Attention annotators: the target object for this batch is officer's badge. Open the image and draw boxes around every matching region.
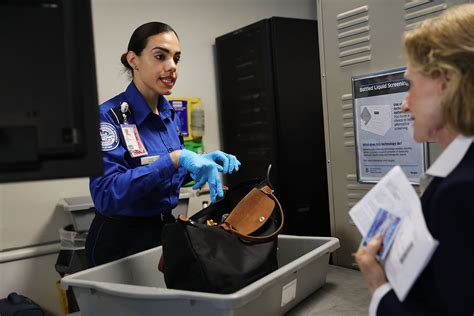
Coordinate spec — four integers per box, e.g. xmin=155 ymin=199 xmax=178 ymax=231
xmin=100 ymin=122 xmax=119 ymax=151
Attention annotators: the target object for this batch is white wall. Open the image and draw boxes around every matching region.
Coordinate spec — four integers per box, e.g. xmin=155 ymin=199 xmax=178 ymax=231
xmin=0 ymin=179 xmax=89 ymax=250
xmin=0 ymin=179 xmax=88 ymax=315
xmin=0 ymin=0 xmax=316 ymax=314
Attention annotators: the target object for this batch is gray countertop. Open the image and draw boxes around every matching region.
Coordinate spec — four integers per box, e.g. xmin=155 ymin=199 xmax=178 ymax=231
xmin=286 ymin=264 xmax=371 ymax=316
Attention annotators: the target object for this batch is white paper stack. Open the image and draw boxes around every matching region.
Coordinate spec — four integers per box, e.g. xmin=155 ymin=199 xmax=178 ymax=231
xmin=349 ymin=165 xmax=438 ymax=301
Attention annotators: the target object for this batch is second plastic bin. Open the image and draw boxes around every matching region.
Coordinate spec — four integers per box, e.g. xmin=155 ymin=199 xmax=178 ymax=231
xmin=60 ymin=196 xmax=95 ymax=232
xmin=56 ymin=224 xmax=90 ymax=314
xmin=62 ymin=235 xmax=339 ymax=316
xmin=58 ymin=225 xmax=88 ymax=250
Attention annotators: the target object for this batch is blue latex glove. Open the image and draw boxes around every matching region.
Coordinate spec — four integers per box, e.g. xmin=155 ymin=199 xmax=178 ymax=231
xmin=179 ymin=149 xmax=224 ymax=203
xmin=202 ymin=150 xmax=241 ymax=174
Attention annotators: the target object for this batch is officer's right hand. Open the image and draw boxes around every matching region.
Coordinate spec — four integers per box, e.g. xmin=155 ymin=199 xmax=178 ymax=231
xmin=178 ymin=149 xmax=224 ymax=203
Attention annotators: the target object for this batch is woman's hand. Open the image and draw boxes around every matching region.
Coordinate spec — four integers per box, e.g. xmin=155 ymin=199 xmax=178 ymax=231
xmin=355 ymin=234 xmax=388 ymax=294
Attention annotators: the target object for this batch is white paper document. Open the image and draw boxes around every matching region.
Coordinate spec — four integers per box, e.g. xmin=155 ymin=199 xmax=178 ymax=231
xmin=349 ymin=166 xmax=439 ymax=301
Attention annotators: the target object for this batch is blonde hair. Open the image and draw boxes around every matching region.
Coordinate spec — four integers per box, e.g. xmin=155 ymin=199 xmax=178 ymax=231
xmin=403 ymin=4 xmax=474 ymax=136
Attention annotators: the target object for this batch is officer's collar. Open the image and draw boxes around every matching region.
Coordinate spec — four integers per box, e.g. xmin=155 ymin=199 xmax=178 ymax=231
xmin=159 ymin=96 xmax=175 ymax=120
xmin=124 ymin=82 xmax=175 ymax=125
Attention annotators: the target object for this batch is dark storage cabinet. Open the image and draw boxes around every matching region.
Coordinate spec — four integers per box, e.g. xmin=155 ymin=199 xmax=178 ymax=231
xmin=216 ymin=17 xmax=330 ymax=236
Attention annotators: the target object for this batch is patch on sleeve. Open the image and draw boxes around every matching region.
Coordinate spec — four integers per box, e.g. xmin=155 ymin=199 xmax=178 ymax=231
xmin=100 ymin=122 xmax=119 ymax=151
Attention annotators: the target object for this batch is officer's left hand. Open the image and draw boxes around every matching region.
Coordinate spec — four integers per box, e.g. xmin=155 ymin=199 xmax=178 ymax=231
xmin=202 ymin=151 xmax=241 ymax=174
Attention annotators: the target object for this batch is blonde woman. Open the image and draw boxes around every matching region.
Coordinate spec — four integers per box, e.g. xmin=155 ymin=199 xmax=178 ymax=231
xmin=356 ymin=4 xmax=474 ymax=315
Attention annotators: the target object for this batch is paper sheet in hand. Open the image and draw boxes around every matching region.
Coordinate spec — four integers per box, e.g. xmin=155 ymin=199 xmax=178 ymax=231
xmin=349 ymin=166 xmax=438 ymax=301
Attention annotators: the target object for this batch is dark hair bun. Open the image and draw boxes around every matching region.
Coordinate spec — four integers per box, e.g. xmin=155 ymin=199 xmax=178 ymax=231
xmin=120 ymin=53 xmax=132 ymax=70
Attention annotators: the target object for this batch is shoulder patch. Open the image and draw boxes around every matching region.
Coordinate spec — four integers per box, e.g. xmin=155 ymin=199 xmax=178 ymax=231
xmin=100 ymin=122 xmax=119 ymax=151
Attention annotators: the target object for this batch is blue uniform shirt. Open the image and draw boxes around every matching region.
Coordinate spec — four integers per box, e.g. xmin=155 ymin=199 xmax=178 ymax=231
xmin=90 ymin=82 xmax=186 ymax=217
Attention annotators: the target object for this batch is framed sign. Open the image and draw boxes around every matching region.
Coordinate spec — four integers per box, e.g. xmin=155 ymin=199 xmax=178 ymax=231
xmin=352 ymin=67 xmax=425 ymax=184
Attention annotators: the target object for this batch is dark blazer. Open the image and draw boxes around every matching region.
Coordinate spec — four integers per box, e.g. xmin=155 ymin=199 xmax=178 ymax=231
xmin=377 ymin=143 xmax=474 ymax=315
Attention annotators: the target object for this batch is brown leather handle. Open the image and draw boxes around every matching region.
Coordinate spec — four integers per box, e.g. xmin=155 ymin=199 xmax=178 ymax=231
xmin=222 ymin=186 xmax=284 ymax=243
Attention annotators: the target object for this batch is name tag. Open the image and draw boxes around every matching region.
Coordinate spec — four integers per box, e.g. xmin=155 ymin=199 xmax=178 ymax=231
xmin=140 ymin=155 xmax=160 ymax=165
xmin=120 ymin=124 xmax=148 ymax=158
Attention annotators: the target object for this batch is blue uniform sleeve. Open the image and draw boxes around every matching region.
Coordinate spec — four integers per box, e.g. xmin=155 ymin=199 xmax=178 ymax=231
xmin=90 ymin=111 xmax=179 ymax=214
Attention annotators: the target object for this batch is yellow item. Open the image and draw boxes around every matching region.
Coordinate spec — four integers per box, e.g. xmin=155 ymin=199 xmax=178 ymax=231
xmin=190 ymin=101 xmax=205 ymax=138
xmin=56 ymin=279 xmax=69 ymax=315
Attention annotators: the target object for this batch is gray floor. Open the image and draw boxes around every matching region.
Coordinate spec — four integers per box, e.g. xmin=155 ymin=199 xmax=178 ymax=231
xmin=286 ymin=265 xmax=371 ymax=316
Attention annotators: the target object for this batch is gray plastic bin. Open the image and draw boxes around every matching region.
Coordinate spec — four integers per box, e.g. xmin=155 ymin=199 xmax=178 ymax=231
xmin=61 ymin=235 xmax=339 ymax=315
xmin=61 ymin=196 xmax=95 ymax=232
xmin=59 ymin=225 xmax=88 ymax=250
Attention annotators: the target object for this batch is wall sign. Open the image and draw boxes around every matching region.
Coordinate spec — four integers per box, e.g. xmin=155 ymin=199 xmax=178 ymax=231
xmin=352 ymin=67 xmax=425 ymax=184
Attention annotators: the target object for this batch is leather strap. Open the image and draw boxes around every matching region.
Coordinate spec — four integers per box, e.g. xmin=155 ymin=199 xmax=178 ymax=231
xmin=220 ymin=185 xmax=284 ymax=243
xmin=177 ymin=185 xmax=284 ymax=243
xmin=221 ymin=187 xmax=274 ymax=235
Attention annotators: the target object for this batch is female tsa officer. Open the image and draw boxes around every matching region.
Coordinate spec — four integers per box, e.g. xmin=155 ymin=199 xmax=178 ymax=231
xmin=356 ymin=4 xmax=474 ymax=315
xmin=86 ymin=22 xmax=240 ymax=267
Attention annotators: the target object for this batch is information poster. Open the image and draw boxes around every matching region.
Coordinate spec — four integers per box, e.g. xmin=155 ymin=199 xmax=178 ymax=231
xmin=352 ymin=68 xmax=425 ymax=184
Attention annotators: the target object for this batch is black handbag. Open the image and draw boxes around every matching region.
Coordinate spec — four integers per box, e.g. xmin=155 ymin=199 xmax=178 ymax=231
xmin=160 ymin=178 xmax=284 ymax=294
xmin=0 ymin=292 xmax=44 ymax=316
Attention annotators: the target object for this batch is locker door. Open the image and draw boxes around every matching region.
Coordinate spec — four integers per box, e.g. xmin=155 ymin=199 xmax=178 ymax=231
xmin=317 ymin=0 xmax=465 ymax=268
